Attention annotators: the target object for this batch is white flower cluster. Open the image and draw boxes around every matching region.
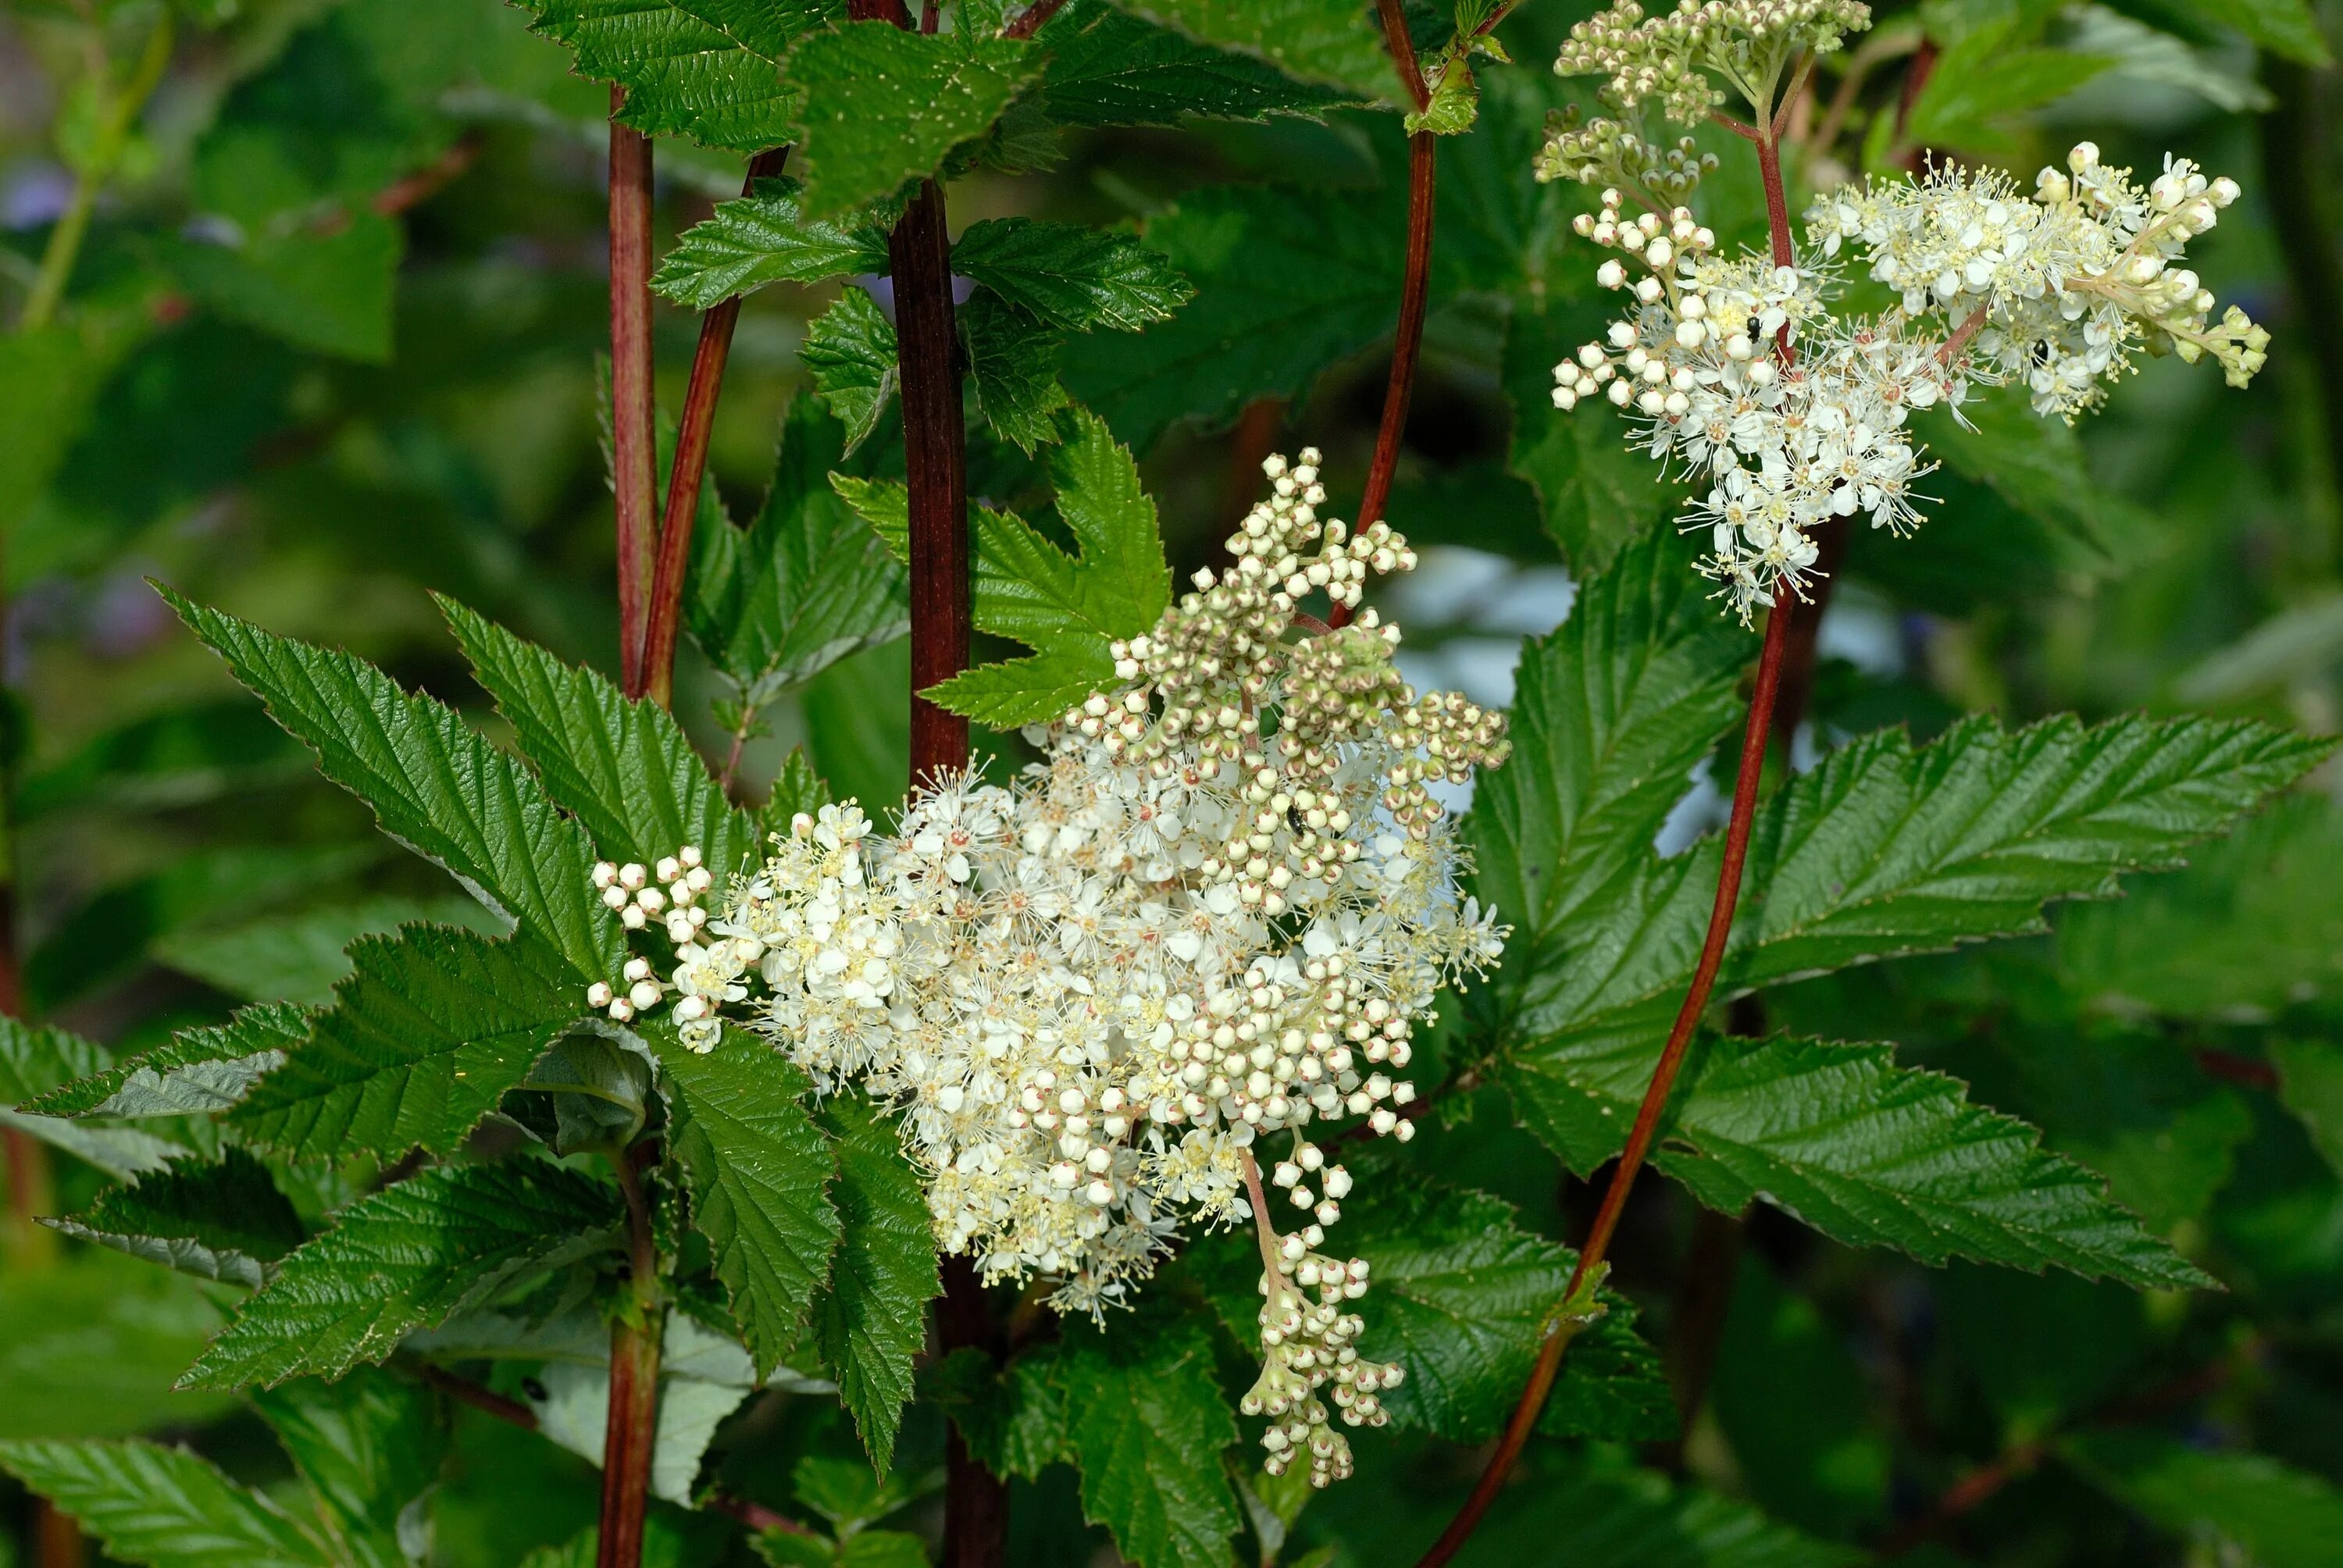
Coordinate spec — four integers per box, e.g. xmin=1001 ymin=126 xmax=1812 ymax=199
xmin=1810 ymin=143 xmax=2268 ymax=419
xmin=592 ymin=453 xmax=1511 ymax=1485
xmin=583 ymin=848 xmax=715 ymax=1021
xmin=1556 ymin=0 xmax=1870 ymax=123
xmin=1550 ymin=193 xmax=1959 ymax=618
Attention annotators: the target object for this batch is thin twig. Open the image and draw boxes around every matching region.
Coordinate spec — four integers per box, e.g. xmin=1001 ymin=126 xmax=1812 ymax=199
xmin=1807 ymin=29 xmax=1920 ymax=162
xmin=706 ymin=1494 xmax=822 ymax=1539
xmin=373 ymin=130 xmax=486 ymax=216
xmin=609 ymin=89 xmax=659 ymax=698
xmin=643 ymin=145 xmax=792 ymax=710
xmin=18 ymin=9 xmax=173 ymax=333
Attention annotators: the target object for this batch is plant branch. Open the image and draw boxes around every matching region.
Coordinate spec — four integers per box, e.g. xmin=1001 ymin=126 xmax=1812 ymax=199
xmin=609 ymin=90 xmax=660 ymax=698
xmin=1342 ymin=0 xmax=1438 ymax=630
xmin=892 ymin=174 xmax=973 ymax=785
xmin=597 ymin=1142 xmax=665 ymax=1568
xmin=642 ymin=145 xmax=791 ymax=710
xmin=373 ymin=130 xmax=485 ymax=217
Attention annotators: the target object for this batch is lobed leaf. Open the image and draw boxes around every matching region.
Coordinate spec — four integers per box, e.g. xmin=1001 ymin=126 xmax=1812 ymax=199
xmin=783 ymin=23 xmax=1039 ymax=216
xmin=49 ymin=1149 xmax=305 ymax=1290
xmin=180 ymin=1160 xmax=621 ymax=1389
xmin=1053 ymin=1306 xmax=1242 ymax=1568
xmin=815 ymin=1097 xmax=940 ymax=1472
xmin=519 ymin=0 xmax=839 ymax=151
xmin=651 ymin=176 xmax=890 ymax=308
xmin=801 ymin=288 xmax=900 ymax=454
xmin=961 ymin=291 xmax=1071 ymax=454
xmin=25 ymin=1002 xmax=312 ymax=1121
xmin=950 ymin=218 xmax=1191 ymax=333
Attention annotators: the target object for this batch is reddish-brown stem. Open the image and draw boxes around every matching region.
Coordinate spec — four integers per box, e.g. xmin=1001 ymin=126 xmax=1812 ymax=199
xmin=373 ymin=130 xmax=484 ymax=217
xmin=1339 ymin=0 xmax=1437 ymax=631
xmin=1936 ymin=303 xmax=1989 ymax=367
xmin=642 ymin=146 xmax=792 ymax=710
xmin=707 ymin=1494 xmax=822 ymax=1539
xmin=596 ymin=1146 xmax=664 ymax=1568
xmin=1416 ymin=585 xmax=1795 ymax=1568
xmin=609 ymin=91 xmax=659 ymax=698
xmin=891 ymin=175 xmax=973 ymax=788
xmin=1000 ymin=0 xmax=1068 ymax=39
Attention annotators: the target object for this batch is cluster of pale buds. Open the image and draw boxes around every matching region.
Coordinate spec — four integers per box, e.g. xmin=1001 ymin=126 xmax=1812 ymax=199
xmin=1555 ymin=0 xmax=1870 ymax=123
xmin=584 ymin=846 xmax=712 ymax=1021
xmin=1268 ymin=1138 xmax=1356 ymax=1229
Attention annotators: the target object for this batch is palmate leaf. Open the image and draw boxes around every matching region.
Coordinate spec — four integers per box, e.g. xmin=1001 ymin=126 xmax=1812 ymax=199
xmin=0 ymin=1439 xmax=334 ymax=1568
xmin=180 ymin=1160 xmax=621 ymax=1390
xmin=164 ymin=591 xmax=623 ymax=983
xmin=228 ymin=925 xmax=587 ymax=1162
xmin=48 ymin=1149 xmax=305 ymax=1289
xmin=520 ymin=0 xmax=841 ymax=151
xmin=1186 ymin=1182 xmax=1674 ymax=1445
xmin=655 ymin=1027 xmax=841 ymax=1378
xmin=783 ymin=23 xmax=1040 ymax=216
xmin=441 ymin=598 xmax=757 ymax=875
xmin=950 ymin=218 xmax=1192 ymax=333
xmin=1061 ymin=181 xmax=1408 ymax=449
xmin=651 ymin=176 xmax=891 ymax=309
xmin=689 ymin=396 xmax=909 ymax=707
xmin=815 ymin=1097 xmax=939 ymax=1471
xmin=1034 ymin=2 xmax=1355 ymax=126
xmin=253 ymin=1369 xmax=446 ymax=1568
xmin=25 ymin=1002 xmax=310 ymax=1120
xmin=1107 ymin=0 xmax=1392 ymax=98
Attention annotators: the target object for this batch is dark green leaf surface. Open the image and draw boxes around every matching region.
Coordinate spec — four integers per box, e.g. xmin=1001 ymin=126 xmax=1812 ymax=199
xmin=1036 ymin=2 xmax=1353 ymax=125
xmin=961 ymin=291 xmax=1071 ymax=454
xmin=181 ymin=1160 xmax=619 ymax=1389
xmin=1054 ymin=1306 xmax=1242 ymax=1568
xmin=2063 ymin=1429 xmax=2343 ymax=1567
xmin=801 ymin=287 xmax=899 ymax=453
xmin=783 ymin=23 xmax=1039 ymax=216
xmin=50 ymin=1149 xmax=305 ymax=1289
xmin=1503 ymin=298 xmax=1685 ymax=573
xmin=520 ymin=0 xmax=839 ymax=150
xmin=254 ymin=1369 xmax=447 ymax=1568
xmin=651 ymin=176 xmax=891 ymax=308
xmin=658 ymin=1028 xmax=842 ymax=1378
xmin=25 ymin=1003 xmax=312 ymax=1121
xmin=1107 ymin=0 xmax=1391 ymax=97
xmin=950 ymin=218 xmax=1191 ymax=333
xmin=0 ymin=1019 xmax=186 ymax=1180
xmin=442 ymin=598 xmax=757 ymax=875
xmin=230 ymin=925 xmax=585 ymax=1161
xmin=0 ymin=1439 xmax=333 ymax=1568
xmin=815 ymin=1098 xmax=939 ymax=1471
xmin=166 ymin=593 xmax=623 ymax=982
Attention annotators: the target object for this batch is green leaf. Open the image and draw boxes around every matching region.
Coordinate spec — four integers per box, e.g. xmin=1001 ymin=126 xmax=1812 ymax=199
xmin=0 ymin=1439 xmax=333 ymax=1567
xmin=253 ymin=1368 xmax=447 ymax=1568
xmin=180 ymin=1160 xmax=620 ymax=1389
xmin=0 ymin=1020 xmax=186 ymax=1181
xmin=962 ymin=292 xmax=1071 ymax=454
xmin=801 ymin=288 xmax=900 ymax=454
xmin=688 ymin=395 xmax=909 ymax=708
xmin=1036 ymin=2 xmax=1355 ymax=126
xmin=758 ymin=747 xmax=836 ymax=840
xmin=165 ymin=592 xmax=623 ymax=983
xmin=951 ymin=219 xmax=1192 ymax=334
xmin=1107 ymin=0 xmax=1392 ymax=98
xmin=921 ymin=1347 xmax=1070 ymax=1484
xmin=24 ymin=1003 xmax=312 ymax=1121
xmin=651 ymin=176 xmax=892 ymax=308
xmin=783 ymin=23 xmax=1040 ymax=216
xmin=2063 ymin=1430 xmax=2343 ymax=1567
xmin=519 ymin=0 xmax=837 ymax=151
xmin=2203 ymin=0 xmax=2332 ymax=62
xmin=0 ymin=312 xmax=150 ymax=540
xmin=1926 ymin=384 xmax=2155 ymax=572
xmin=0 ymin=1253 xmax=234 ymax=1440
xmin=18 ymin=699 xmax=308 ymax=821
xmin=924 ymin=408 xmax=1172 ymax=725
xmin=1708 ymin=1255 xmax=1887 ymax=1537
xmin=2274 ymin=1038 xmax=2343 ymax=1181
xmin=815 ymin=1098 xmax=939 ymax=1470
xmin=165 ymin=213 xmax=405 ymax=363
xmin=155 ymin=896 xmax=507 ymax=1007
xmin=1903 ymin=23 xmax=2113 ymax=153
xmin=1505 ymin=714 xmax=2329 ymax=1071
xmin=1467 ymin=526 xmax=1748 ymax=965
xmin=1453 ymin=1449 xmax=1862 ymax=1566
xmin=1503 ymin=297 xmax=1684 ymax=572
xmin=528 ymin=1347 xmax=753 ymax=1506
xmin=229 ymin=925 xmax=587 ymax=1161
xmin=48 ymin=1149 xmax=305 ymax=1289
xmin=440 ymin=598 xmax=757 ymax=875
xmin=1054 ymin=1305 xmax=1241 ymax=1568
xmin=1061 ymin=182 xmax=1407 ymax=449
xmin=1521 ymin=1032 xmax=2212 ymax=1288
xmin=1404 ymin=55 xmax=1477 ymax=134
xmin=657 ymin=1028 xmax=842 ymax=1378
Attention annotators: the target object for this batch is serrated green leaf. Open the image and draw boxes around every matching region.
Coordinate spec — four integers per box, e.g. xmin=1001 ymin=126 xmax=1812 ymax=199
xmin=920 ymin=1347 xmax=1069 ymax=1483
xmin=164 ymin=592 xmax=623 ymax=983
xmin=689 ymin=395 xmax=909 ymax=707
xmin=951 ymin=219 xmax=1191 ymax=333
xmin=155 ymin=896 xmax=508 ymax=1007
xmin=25 ymin=1002 xmax=312 ymax=1120
xmin=1036 ymin=2 xmax=1354 ymax=126
xmin=657 ymin=1028 xmax=842 ymax=1378
xmin=758 ymin=747 xmax=835 ymax=840
xmin=1467 ymin=526 xmax=1748 ymax=963
xmin=1108 ymin=0 xmax=1393 ymax=98
xmin=2063 ymin=1429 xmax=2343 ymax=1567
xmin=48 ymin=1149 xmax=304 ymax=1289
xmin=1457 ymin=1449 xmax=1863 ymax=1567
xmin=519 ymin=0 xmax=840 ymax=151
xmin=814 ymin=1098 xmax=939 ymax=1470
xmin=925 ymin=408 xmax=1170 ymax=725
xmin=229 ymin=925 xmax=586 ymax=1161
xmin=962 ymin=291 xmax=1071 ymax=454
xmin=1519 ymin=1032 xmax=2212 ymax=1288
xmin=651 ymin=176 xmax=892 ymax=308
xmin=802 ymin=287 xmax=900 ymax=454
xmin=253 ymin=1368 xmax=446 ymax=1568
xmin=783 ymin=23 xmax=1040 ymax=216
xmin=1054 ymin=1304 xmax=1241 ymax=1568
xmin=1505 ymin=714 xmax=2329 ymax=1072
xmin=1061 ymin=183 xmax=1407 ymax=448
xmin=440 ymin=598 xmax=756 ymax=875
xmin=1503 ymin=296 xmax=1684 ymax=572
xmin=0 ymin=1018 xmax=187 ymax=1181
xmin=180 ymin=1160 xmax=621 ymax=1390
xmin=0 ymin=1438 xmax=334 ymax=1568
